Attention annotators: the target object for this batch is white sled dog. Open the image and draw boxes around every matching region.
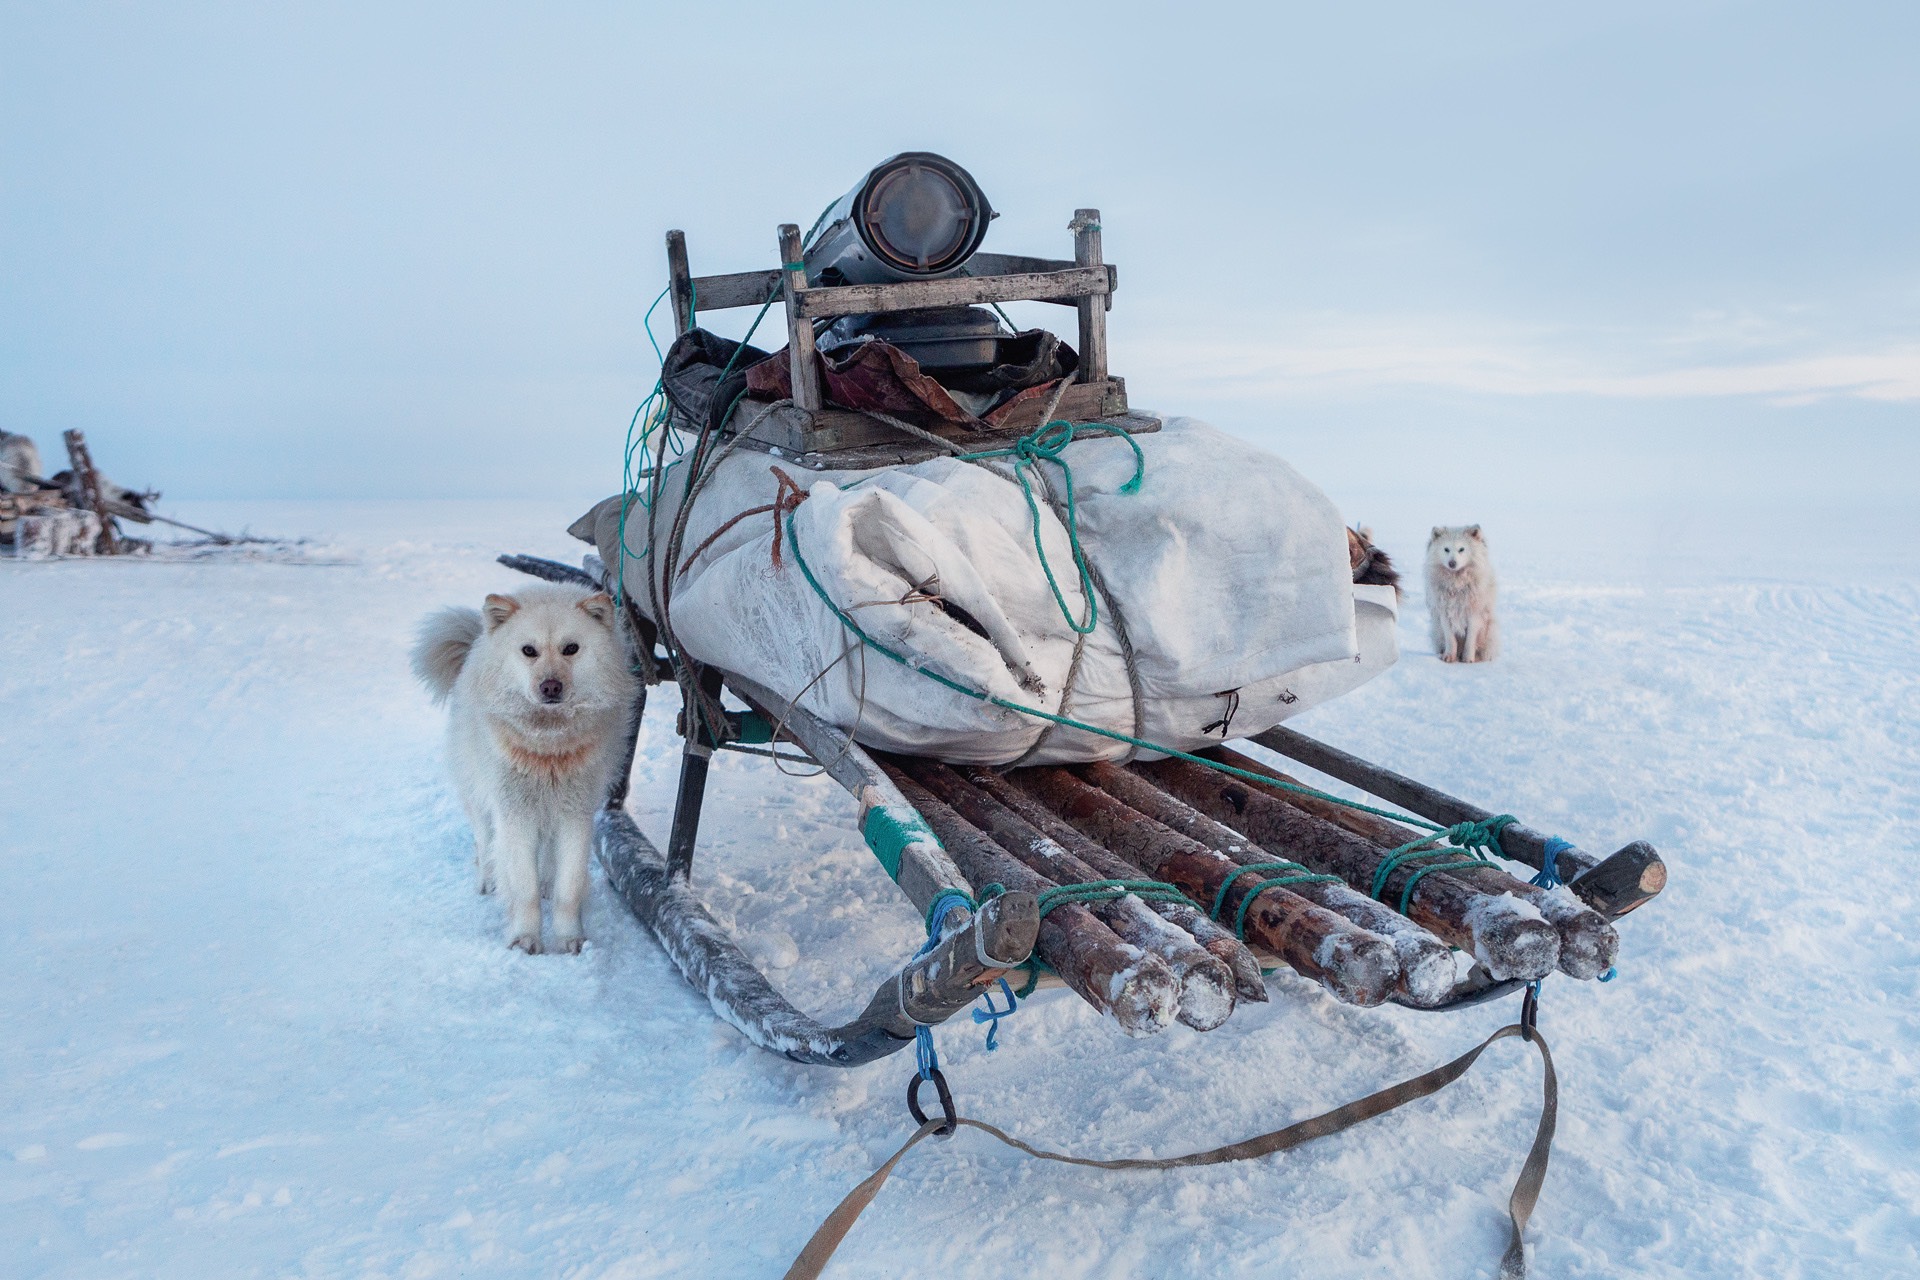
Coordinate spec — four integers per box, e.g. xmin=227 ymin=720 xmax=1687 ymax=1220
xmin=1425 ymin=525 xmax=1499 ymax=663
xmin=412 ymin=584 xmax=637 ymax=953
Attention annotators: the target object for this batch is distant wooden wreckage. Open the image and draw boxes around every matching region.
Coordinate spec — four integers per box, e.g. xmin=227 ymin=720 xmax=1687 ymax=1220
xmin=497 ymin=152 xmax=1669 ymax=1070
xmin=1 ymin=428 xmax=254 ymax=558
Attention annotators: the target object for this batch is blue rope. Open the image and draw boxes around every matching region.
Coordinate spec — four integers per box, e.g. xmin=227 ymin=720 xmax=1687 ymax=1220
xmin=915 ymin=887 xmax=1024 ymax=1063
xmin=970 ymin=979 xmax=1019 ymax=1051
xmin=914 ymin=1024 xmax=939 ymax=1082
xmin=921 ymin=887 xmax=976 ymax=937
xmin=1531 ymin=836 xmax=1574 ymax=889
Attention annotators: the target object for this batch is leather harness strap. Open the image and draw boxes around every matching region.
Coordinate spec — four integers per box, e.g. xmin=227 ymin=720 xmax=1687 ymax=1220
xmin=786 ymin=1023 xmax=1557 ymax=1280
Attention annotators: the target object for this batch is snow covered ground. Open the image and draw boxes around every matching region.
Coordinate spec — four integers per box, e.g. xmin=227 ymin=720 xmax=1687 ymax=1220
xmin=4 ymin=489 xmax=1917 ymax=1278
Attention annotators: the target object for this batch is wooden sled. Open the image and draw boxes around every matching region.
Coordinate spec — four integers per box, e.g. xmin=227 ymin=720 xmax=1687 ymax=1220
xmin=499 ymin=186 xmax=1667 ymax=1065
xmin=499 ymin=550 xmax=1665 ymax=1067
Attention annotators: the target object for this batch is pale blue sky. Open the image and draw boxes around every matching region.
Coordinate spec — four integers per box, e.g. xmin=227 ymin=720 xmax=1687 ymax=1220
xmin=3 ymin=2 xmax=1915 ymax=507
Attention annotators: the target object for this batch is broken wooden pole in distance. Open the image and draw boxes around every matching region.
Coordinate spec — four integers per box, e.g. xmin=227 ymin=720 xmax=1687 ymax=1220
xmin=61 ymin=429 xmax=118 ymax=555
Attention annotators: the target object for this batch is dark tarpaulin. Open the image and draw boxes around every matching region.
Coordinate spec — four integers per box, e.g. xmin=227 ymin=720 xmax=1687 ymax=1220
xmin=660 ymin=326 xmax=1079 ymax=433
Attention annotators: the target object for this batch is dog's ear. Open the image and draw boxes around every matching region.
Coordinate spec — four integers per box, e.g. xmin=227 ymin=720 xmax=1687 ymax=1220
xmin=576 ymin=592 xmax=615 ymax=627
xmin=482 ymin=594 xmax=520 ymax=631
xmin=1466 ymin=525 xmax=1482 ymax=540
xmin=1431 ymin=526 xmax=1444 ymax=540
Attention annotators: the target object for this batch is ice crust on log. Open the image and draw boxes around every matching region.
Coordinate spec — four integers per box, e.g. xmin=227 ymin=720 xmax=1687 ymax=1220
xmin=1138 ymin=757 xmax=1561 ymax=982
xmin=902 ymin=759 xmax=1236 ymax=1031
xmin=1209 ymin=747 xmax=1619 ymax=979
xmin=1083 ymin=762 xmax=1460 ymax=1006
xmin=959 ymin=766 xmax=1269 ymax=1003
xmin=884 ymin=771 xmax=1180 ymax=1037
xmin=1011 ymin=767 xmax=1402 ymax=1006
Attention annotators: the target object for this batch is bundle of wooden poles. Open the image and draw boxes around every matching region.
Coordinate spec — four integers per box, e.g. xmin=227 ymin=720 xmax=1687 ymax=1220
xmin=874 ymin=747 xmax=1620 ymax=1038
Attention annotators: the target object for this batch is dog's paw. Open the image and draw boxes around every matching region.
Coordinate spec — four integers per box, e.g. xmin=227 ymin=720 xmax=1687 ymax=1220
xmin=508 ymin=933 xmax=542 ymax=955
xmin=551 ymin=934 xmax=585 ymax=956
xmin=1439 ymin=653 xmax=1457 ymax=663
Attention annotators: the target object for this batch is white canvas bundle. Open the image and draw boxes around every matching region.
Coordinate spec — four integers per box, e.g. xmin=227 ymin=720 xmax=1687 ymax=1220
xmin=588 ymin=416 xmax=1397 ymax=765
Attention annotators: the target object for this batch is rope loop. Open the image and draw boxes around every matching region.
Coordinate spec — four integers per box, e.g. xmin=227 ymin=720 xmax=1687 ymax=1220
xmin=1207 ymin=861 xmax=1342 ymax=940
xmin=970 ymin=978 xmax=1020 ymax=1051
xmin=1531 ymin=835 xmax=1574 ymax=889
xmin=1034 ymin=878 xmax=1185 ymax=916
xmin=956 ymin=419 xmax=1146 ymax=635
xmin=920 ymin=888 xmax=976 ymax=939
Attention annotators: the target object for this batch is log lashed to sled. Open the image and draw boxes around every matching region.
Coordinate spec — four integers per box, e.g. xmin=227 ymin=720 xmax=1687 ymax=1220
xmin=1253 ymin=724 xmax=1667 ymax=921
xmin=881 ymin=770 xmax=1182 ymax=1037
xmin=1012 ymin=768 xmax=1403 ymax=1007
xmin=1137 ymin=757 xmax=1564 ymax=982
xmin=1203 ymin=748 xmax=1619 ymax=981
xmin=900 ymin=759 xmax=1239 ymax=1031
xmin=1081 ymin=762 xmax=1461 ymax=1006
xmin=954 ymin=765 xmax=1268 ymax=1005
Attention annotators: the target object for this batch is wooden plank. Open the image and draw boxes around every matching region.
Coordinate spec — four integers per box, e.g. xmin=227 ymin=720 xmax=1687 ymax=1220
xmin=666 ymin=230 xmax=693 ymax=335
xmin=689 ymin=267 xmax=781 ymax=312
xmin=967 ymin=251 xmax=1074 ymax=275
xmin=778 ymin=225 xmax=823 ymax=413
xmin=792 ymin=266 xmax=1109 ymax=320
xmin=1074 ymin=209 xmax=1108 ymax=382
xmin=687 ymin=259 xmax=1116 ymax=314
xmin=62 ymin=429 xmax=118 ymax=554
xmin=730 ymin=379 xmax=1132 ymax=455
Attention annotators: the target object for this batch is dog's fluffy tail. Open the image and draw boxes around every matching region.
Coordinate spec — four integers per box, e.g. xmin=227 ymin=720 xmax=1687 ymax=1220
xmin=412 ymin=606 xmax=483 ymax=704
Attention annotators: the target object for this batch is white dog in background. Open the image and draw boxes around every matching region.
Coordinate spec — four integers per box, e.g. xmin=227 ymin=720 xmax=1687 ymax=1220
xmin=1425 ymin=525 xmax=1500 ymax=663
xmin=412 ymin=584 xmax=637 ymax=953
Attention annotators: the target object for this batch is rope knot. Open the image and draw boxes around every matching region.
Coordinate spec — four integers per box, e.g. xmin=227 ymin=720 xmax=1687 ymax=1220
xmin=954 ymin=419 xmax=1147 ymax=635
xmin=1448 ymin=814 xmax=1517 ymax=857
xmin=1012 ymin=418 xmax=1078 ymax=464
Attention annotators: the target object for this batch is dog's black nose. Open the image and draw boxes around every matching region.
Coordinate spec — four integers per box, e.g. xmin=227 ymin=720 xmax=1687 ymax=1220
xmin=539 ymin=678 xmax=564 ymax=703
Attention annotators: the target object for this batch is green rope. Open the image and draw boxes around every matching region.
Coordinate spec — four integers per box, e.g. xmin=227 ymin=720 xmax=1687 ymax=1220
xmin=781 ymin=507 xmax=1531 ymax=911
xmin=1035 ymin=878 xmax=1187 ymax=916
xmin=956 ymin=420 xmax=1145 ymax=636
xmin=1208 ymin=862 xmax=1342 ymax=940
xmin=921 ymin=886 xmax=976 ymax=934
xmin=1369 ymin=817 xmax=1518 ymax=913
xmin=1016 ymin=877 xmax=1186 ymax=996
xmin=613 ymin=270 xmax=787 ymax=619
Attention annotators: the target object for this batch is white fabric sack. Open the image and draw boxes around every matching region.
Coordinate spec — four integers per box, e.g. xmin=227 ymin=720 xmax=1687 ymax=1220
xmin=588 ymin=416 xmax=1396 ymax=765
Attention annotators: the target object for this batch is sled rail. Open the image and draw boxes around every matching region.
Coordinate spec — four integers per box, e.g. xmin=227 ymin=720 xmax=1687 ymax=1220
xmin=1252 ymin=726 xmax=1668 ymax=922
xmin=596 ymin=807 xmax=1036 ymax=1066
xmin=508 ymin=552 xmax=1664 ymax=1063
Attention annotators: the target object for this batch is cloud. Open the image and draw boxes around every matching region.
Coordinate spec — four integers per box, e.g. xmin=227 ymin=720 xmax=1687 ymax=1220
xmin=1137 ymin=322 xmax=1920 ymax=404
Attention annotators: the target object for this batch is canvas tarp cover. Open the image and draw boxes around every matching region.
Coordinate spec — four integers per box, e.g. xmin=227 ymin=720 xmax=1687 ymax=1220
xmin=577 ymin=416 xmax=1397 ymax=765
